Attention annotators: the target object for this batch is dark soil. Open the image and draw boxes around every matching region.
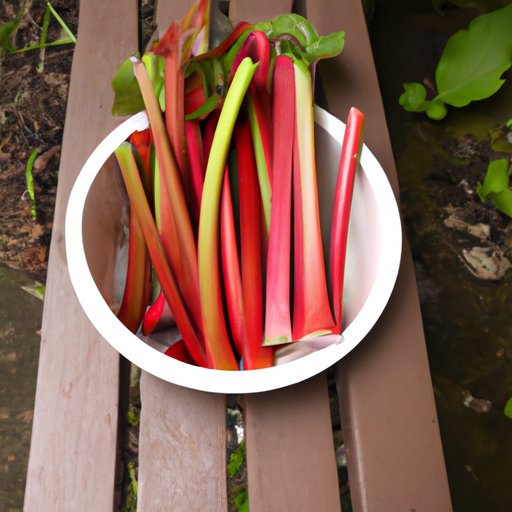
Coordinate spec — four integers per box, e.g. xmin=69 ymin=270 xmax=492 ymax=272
xmin=0 ymin=0 xmax=78 ymax=280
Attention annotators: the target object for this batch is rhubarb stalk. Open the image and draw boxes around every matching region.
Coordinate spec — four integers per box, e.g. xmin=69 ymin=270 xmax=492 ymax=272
xmin=330 ymin=107 xmax=365 ymax=332
xmin=198 ymin=57 xmax=257 ymax=369
xmin=264 ymin=55 xmax=295 ymax=345
xmin=131 ymin=57 xmax=203 ymax=334
xmin=235 ymin=119 xmax=274 ymax=368
xmin=115 ymin=143 xmax=207 ymax=366
xmin=292 ymin=62 xmax=334 ymax=340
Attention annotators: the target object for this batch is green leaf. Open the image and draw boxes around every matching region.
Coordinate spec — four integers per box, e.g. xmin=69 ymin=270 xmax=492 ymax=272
xmin=227 ymin=440 xmax=246 ymax=478
xmin=0 ymin=3 xmax=26 ymax=55
xmin=489 ymin=188 xmax=512 ymax=217
xmin=305 ymin=31 xmax=345 ymax=63
xmin=425 ymin=100 xmax=448 ymax=120
xmin=112 ymin=54 xmax=166 ymax=116
xmin=185 ymin=93 xmax=221 ymax=120
xmin=47 ymin=2 xmax=76 ymax=44
xmin=399 ymin=82 xmax=428 ymax=112
xmin=477 ymin=158 xmax=509 ymax=201
xmin=505 ymin=396 xmax=512 ymax=420
xmin=254 ymin=14 xmax=344 ymax=65
xmin=112 ymin=56 xmax=145 ymax=115
xmin=233 ymin=488 xmax=249 ymax=512
xmin=25 ymin=148 xmax=40 ymax=220
xmin=435 ymin=4 xmax=512 ymax=107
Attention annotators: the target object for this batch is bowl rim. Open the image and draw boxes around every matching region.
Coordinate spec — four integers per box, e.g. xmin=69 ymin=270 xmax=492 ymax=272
xmin=65 ymin=106 xmax=402 ymax=394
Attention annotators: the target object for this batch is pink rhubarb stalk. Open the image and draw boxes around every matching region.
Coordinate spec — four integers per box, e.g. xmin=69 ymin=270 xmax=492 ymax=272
xmin=263 ymin=55 xmax=295 ymax=345
xmin=330 ymin=107 xmax=365 ymax=332
xmin=292 ymin=62 xmax=334 ymax=340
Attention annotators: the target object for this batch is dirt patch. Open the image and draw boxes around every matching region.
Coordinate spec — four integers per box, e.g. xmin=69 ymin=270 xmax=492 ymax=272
xmin=0 ymin=0 xmax=78 ymax=280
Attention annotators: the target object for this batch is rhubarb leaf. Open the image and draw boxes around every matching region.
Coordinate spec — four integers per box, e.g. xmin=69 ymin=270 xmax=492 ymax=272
xmin=255 ymin=14 xmax=344 ymax=65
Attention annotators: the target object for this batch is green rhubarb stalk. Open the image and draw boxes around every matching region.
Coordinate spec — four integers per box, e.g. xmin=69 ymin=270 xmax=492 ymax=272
xmin=264 ymin=55 xmax=295 ymax=346
xmin=115 ymin=143 xmax=207 ymax=367
xmin=330 ymin=107 xmax=365 ymax=333
xmin=198 ymin=56 xmax=257 ymax=370
xmin=247 ymin=92 xmax=272 ymax=234
xmin=131 ymin=57 xmax=203 ymax=333
xmin=292 ymin=61 xmax=334 ymax=340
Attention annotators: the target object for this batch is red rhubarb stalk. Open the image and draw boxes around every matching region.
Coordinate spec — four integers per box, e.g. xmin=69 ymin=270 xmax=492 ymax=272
xmin=264 ymin=55 xmax=295 ymax=345
xmin=142 ymin=290 xmax=176 ymax=335
xmin=198 ymin=57 xmax=257 ymax=370
xmin=235 ymin=120 xmax=274 ymax=368
xmin=131 ymin=57 xmax=203 ymax=334
xmin=220 ymin=169 xmax=244 ymax=356
xmin=185 ymin=119 xmax=205 ymax=223
xmin=292 ymin=62 xmax=334 ymax=340
xmin=164 ymin=339 xmax=196 ymax=365
xmin=117 ymin=210 xmax=151 ymax=333
xmin=330 ymin=107 xmax=365 ymax=332
xmin=115 ymin=143 xmax=207 ymax=366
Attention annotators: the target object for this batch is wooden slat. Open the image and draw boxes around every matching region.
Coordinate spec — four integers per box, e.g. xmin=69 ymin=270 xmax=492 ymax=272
xmin=229 ymin=0 xmax=294 ymax=23
xmin=304 ymin=0 xmax=453 ymax=510
xmin=138 ymin=373 xmax=228 ymax=510
xmin=136 ymin=2 xmax=228 ymax=510
xmin=228 ymin=1 xmax=341 ymax=511
xmin=23 ymin=0 xmax=138 ymax=510
xmin=245 ymin=375 xmax=341 ymax=512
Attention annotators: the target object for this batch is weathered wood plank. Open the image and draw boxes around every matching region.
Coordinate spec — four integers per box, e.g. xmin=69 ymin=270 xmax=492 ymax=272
xmin=228 ymin=2 xmax=341 ymax=510
xmin=229 ymin=0 xmax=294 ymax=23
xmin=304 ymin=0 xmax=453 ymax=510
xmin=137 ymin=2 xmax=228 ymax=511
xmin=138 ymin=373 xmax=228 ymax=511
xmin=244 ymin=375 xmax=341 ymax=512
xmin=23 ymin=1 xmax=139 ymax=510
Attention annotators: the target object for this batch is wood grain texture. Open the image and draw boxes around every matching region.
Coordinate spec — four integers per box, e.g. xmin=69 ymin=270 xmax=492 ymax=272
xmin=137 ymin=2 xmax=228 ymax=511
xmin=303 ymin=0 xmax=453 ymax=510
xmin=245 ymin=374 xmax=341 ymax=512
xmin=23 ymin=1 xmax=138 ymax=510
xmin=229 ymin=0 xmax=294 ymax=23
xmin=138 ymin=373 xmax=228 ymax=511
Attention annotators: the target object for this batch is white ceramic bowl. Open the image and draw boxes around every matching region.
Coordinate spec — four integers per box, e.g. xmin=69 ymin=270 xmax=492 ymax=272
xmin=65 ymin=106 xmax=402 ymax=393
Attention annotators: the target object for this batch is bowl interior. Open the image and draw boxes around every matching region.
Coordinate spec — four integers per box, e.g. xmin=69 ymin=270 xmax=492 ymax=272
xmin=66 ymin=107 xmax=402 ymax=393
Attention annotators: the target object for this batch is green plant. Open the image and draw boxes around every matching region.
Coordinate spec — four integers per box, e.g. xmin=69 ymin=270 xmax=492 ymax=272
xmin=399 ymin=3 xmax=512 ymax=120
xmin=477 ymin=158 xmax=512 ymax=217
xmin=0 ymin=2 xmax=76 ymax=66
xmin=505 ymin=396 xmax=512 ymax=420
xmin=25 ymin=148 xmax=40 ymax=220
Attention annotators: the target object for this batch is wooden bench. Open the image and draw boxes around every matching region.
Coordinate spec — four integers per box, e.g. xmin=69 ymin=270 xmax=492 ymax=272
xmin=24 ymin=0 xmax=453 ymax=510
